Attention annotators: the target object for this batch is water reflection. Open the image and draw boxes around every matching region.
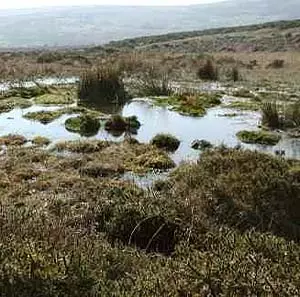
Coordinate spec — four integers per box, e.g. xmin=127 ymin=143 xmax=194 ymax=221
xmin=79 ymin=100 xmax=126 ymax=115
xmin=0 ymin=99 xmax=299 ymax=163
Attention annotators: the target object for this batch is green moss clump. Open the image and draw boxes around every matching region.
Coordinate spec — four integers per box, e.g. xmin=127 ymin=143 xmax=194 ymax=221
xmin=34 ymin=94 xmax=75 ymax=105
xmin=150 ymin=133 xmax=180 ymax=152
xmin=236 ymin=130 xmax=281 ymax=145
xmin=0 ymin=97 xmax=32 ymax=113
xmin=65 ymin=115 xmax=100 ymax=137
xmin=153 ymin=92 xmax=221 ymax=116
xmin=0 ymin=134 xmax=27 ymax=146
xmin=24 ymin=110 xmax=64 ymax=124
xmin=105 ymin=115 xmax=141 ymax=134
xmin=32 ymin=136 xmax=51 ymax=146
xmin=7 ymin=86 xmax=48 ymax=99
xmin=24 ymin=106 xmax=103 ymax=125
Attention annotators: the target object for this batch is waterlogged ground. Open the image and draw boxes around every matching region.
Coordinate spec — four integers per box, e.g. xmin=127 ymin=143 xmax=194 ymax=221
xmin=0 ymin=96 xmax=300 ymax=162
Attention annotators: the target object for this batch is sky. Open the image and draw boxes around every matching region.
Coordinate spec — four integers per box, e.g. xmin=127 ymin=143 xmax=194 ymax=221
xmin=0 ymin=0 xmax=224 ymax=9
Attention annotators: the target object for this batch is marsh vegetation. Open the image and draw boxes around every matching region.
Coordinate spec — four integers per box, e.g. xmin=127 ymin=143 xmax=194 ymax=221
xmin=0 ymin=19 xmax=300 ymax=296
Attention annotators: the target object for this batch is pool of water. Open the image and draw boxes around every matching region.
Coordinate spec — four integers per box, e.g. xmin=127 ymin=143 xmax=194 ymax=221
xmin=1 ymin=97 xmax=299 ymax=162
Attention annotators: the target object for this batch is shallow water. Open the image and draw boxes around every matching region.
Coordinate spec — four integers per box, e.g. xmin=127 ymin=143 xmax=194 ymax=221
xmin=1 ymin=98 xmax=299 ymax=162
xmin=0 ymin=77 xmax=78 ymax=92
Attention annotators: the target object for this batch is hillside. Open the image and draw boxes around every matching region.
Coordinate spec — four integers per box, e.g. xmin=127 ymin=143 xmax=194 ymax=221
xmin=0 ymin=0 xmax=300 ymax=48
xmin=106 ymin=19 xmax=300 ymax=52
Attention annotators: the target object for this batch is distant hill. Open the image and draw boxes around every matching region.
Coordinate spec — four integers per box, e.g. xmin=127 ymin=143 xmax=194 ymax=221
xmin=0 ymin=0 xmax=299 ymax=48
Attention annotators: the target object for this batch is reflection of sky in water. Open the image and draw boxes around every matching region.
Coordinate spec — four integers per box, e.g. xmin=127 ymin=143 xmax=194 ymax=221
xmin=0 ymin=99 xmax=299 ymax=163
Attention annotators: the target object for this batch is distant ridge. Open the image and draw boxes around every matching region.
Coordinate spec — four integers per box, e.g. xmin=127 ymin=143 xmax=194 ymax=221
xmin=0 ymin=0 xmax=299 ymax=48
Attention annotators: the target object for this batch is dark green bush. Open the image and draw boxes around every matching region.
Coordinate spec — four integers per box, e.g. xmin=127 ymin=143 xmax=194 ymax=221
xmin=150 ymin=133 xmax=180 ymax=152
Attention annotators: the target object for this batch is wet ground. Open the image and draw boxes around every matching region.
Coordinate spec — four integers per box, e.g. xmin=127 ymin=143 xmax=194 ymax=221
xmin=1 ymin=97 xmax=299 ymax=163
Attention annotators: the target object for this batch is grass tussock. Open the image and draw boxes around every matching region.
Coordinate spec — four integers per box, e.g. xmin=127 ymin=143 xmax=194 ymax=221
xmin=54 ymin=139 xmax=110 ymax=153
xmin=236 ymin=130 xmax=281 ymax=145
xmin=32 ymin=136 xmax=51 ymax=146
xmin=262 ymin=101 xmax=281 ymax=129
xmin=197 ymin=59 xmax=218 ymax=81
xmin=104 ymin=115 xmax=141 ymax=135
xmin=54 ymin=139 xmax=175 ymax=173
xmin=132 ymin=68 xmax=173 ymax=96
xmin=65 ymin=114 xmax=101 ymax=137
xmin=78 ymin=67 xmax=129 ymax=104
xmin=0 ymin=134 xmax=27 ymax=146
xmin=262 ymin=101 xmax=300 ymax=130
xmin=150 ymin=133 xmax=180 ymax=152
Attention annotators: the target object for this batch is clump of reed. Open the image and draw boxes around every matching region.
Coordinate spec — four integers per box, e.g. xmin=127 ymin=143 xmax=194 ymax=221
xmin=132 ymin=67 xmax=173 ymax=96
xmin=78 ymin=67 xmax=129 ymax=104
xmin=261 ymin=101 xmax=281 ymax=128
xmin=197 ymin=59 xmax=219 ymax=81
xmin=262 ymin=101 xmax=300 ymax=129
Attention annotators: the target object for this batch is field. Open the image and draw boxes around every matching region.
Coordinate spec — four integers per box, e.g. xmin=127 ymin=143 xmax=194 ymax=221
xmin=0 ymin=19 xmax=300 ymax=296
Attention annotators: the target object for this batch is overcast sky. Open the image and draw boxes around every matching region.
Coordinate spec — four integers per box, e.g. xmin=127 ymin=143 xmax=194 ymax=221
xmin=0 ymin=0 xmax=224 ymax=9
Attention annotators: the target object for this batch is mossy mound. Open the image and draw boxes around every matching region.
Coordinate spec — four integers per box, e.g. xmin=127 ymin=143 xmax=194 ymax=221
xmin=24 ymin=106 xmax=102 ymax=124
xmin=32 ymin=136 xmax=51 ymax=146
xmin=0 ymin=134 xmax=27 ymax=146
xmin=0 ymin=97 xmax=32 ymax=113
xmin=8 ymin=86 xmax=48 ymax=99
xmin=24 ymin=110 xmax=64 ymax=124
xmin=34 ymin=94 xmax=75 ymax=105
xmin=150 ymin=133 xmax=180 ymax=152
xmin=237 ymin=130 xmax=281 ymax=145
xmin=65 ymin=115 xmax=100 ymax=137
xmin=154 ymin=92 xmax=221 ymax=116
xmin=105 ymin=115 xmax=141 ymax=135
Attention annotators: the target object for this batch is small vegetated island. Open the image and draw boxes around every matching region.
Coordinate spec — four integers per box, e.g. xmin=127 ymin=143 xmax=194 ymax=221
xmin=0 ymin=18 xmax=299 ymax=296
